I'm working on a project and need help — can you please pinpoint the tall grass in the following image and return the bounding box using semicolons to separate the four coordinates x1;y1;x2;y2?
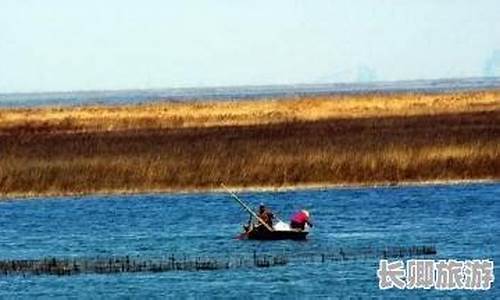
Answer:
1;96;499;197
1;90;499;133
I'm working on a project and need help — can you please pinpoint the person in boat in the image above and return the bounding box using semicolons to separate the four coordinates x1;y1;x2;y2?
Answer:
290;209;313;230
258;203;275;228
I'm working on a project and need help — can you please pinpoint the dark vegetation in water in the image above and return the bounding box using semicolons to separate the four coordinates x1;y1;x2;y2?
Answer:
0;246;436;276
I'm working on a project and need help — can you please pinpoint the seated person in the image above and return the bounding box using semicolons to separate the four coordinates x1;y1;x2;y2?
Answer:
258;203;274;228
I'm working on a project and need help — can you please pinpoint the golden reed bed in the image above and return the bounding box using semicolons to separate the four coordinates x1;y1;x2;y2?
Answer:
0;90;499;198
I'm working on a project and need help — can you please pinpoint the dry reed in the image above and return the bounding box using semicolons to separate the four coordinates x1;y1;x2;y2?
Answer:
0;90;499;197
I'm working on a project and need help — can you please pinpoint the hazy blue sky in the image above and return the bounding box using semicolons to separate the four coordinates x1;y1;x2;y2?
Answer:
1;0;499;93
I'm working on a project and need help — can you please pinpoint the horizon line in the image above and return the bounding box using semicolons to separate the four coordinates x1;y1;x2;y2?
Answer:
2;76;500;97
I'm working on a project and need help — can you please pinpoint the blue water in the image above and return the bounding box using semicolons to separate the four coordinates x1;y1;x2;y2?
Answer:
0;183;499;298
1;77;499;108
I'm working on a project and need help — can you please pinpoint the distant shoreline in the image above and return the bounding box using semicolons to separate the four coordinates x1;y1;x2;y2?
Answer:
1;77;499;108
1;89;499;199
1;179;498;201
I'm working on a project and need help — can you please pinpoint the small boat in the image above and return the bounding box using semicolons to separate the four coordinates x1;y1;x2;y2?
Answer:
243;221;309;240
221;184;311;241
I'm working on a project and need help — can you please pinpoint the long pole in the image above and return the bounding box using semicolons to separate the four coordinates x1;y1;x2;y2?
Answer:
221;184;274;232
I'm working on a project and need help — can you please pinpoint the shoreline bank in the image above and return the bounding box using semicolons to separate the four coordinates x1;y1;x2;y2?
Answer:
2;178;498;201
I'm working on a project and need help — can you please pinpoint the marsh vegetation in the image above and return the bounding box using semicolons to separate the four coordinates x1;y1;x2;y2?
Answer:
0;90;498;197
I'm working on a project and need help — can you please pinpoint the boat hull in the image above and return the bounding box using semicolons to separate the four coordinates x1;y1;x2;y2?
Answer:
245;226;309;240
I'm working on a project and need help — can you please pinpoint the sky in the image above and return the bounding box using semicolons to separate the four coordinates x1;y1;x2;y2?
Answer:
1;0;499;93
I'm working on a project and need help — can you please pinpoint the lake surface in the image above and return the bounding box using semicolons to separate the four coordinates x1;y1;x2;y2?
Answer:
1;77;500;108
0;183;499;298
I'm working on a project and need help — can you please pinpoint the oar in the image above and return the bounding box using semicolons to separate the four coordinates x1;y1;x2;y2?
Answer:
221;184;274;232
